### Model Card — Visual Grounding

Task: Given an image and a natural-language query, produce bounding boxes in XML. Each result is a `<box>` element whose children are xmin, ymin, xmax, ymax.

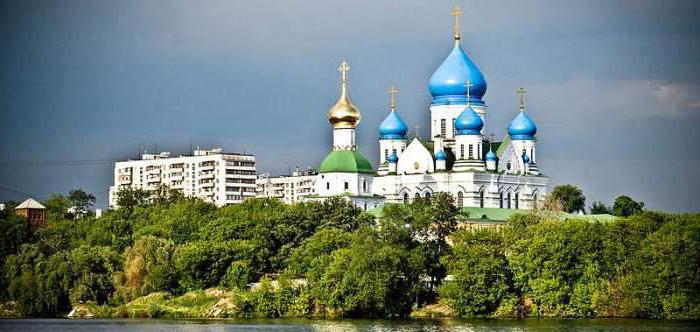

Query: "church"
<box><xmin>306</xmin><ymin>6</ymin><xmax>549</xmax><ymax>210</ymax></box>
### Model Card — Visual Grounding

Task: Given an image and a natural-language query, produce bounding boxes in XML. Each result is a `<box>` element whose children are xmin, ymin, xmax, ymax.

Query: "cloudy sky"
<box><xmin>1</xmin><ymin>0</ymin><xmax>698</xmax><ymax>211</ymax></box>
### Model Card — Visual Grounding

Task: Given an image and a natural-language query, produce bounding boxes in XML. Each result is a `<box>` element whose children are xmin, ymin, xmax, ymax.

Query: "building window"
<box><xmin>326</xmin><ymin>182</ymin><xmax>330</xmax><ymax>190</ymax></box>
<box><xmin>479</xmin><ymin>191</ymin><xmax>484</xmax><ymax>208</ymax></box>
<box><xmin>344</xmin><ymin>182</ymin><xmax>349</xmax><ymax>190</ymax></box>
<box><xmin>425</xmin><ymin>192</ymin><xmax>431</xmax><ymax>199</ymax></box>
<box><xmin>531</xmin><ymin>148</ymin><xmax>534</xmax><ymax>162</ymax></box>
<box><xmin>507</xmin><ymin>192</ymin><xmax>512</xmax><ymax>209</ymax></box>
<box><xmin>457</xmin><ymin>192</ymin><xmax>463</xmax><ymax>207</ymax></box>
<box><xmin>499</xmin><ymin>192</ymin><xmax>504</xmax><ymax>208</ymax></box>
<box><xmin>478</xmin><ymin>144</ymin><xmax>481</xmax><ymax>160</ymax></box>
<box><xmin>384</xmin><ymin>149</ymin><xmax>389</xmax><ymax>161</ymax></box>
<box><xmin>362</xmin><ymin>180</ymin><xmax>367</xmax><ymax>192</ymax></box>
<box><xmin>468</xmin><ymin>145</ymin><xmax>473</xmax><ymax>159</ymax></box>
<box><xmin>460</xmin><ymin>145</ymin><xmax>464</xmax><ymax>159</ymax></box>
<box><xmin>403</xmin><ymin>193</ymin><xmax>409</xmax><ymax>204</ymax></box>
<box><xmin>440</xmin><ymin>119</ymin><xmax>446</xmax><ymax>137</ymax></box>
<box><xmin>392</xmin><ymin>148</ymin><xmax>397</xmax><ymax>157</ymax></box>
<box><xmin>515</xmin><ymin>193</ymin><xmax>520</xmax><ymax>209</ymax></box>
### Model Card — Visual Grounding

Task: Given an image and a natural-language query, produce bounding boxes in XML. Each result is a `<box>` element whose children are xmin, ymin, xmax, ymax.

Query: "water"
<box><xmin>0</xmin><ymin>319</ymin><xmax>698</xmax><ymax>332</ymax></box>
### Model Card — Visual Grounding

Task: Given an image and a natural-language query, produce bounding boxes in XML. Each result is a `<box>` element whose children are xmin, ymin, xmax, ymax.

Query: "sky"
<box><xmin>1</xmin><ymin>0</ymin><xmax>699</xmax><ymax>212</ymax></box>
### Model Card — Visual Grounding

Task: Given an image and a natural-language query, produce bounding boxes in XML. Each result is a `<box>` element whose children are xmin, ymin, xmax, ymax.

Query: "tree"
<box><xmin>590</xmin><ymin>201</ymin><xmax>611</xmax><ymax>214</ymax></box>
<box><xmin>44</xmin><ymin>193</ymin><xmax>70</xmax><ymax>221</ymax></box>
<box><xmin>612</xmin><ymin>195</ymin><xmax>645</xmax><ymax>217</ymax></box>
<box><xmin>115</xmin><ymin>187</ymin><xmax>151</xmax><ymax>213</ymax></box>
<box><xmin>550</xmin><ymin>185</ymin><xmax>586</xmax><ymax>213</ymax></box>
<box><xmin>67</xmin><ymin>189</ymin><xmax>96</xmax><ymax>218</ymax></box>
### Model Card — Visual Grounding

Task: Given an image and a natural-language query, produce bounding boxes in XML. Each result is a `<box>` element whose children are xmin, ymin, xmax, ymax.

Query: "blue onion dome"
<box><xmin>435</xmin><ymin>149</ymin><xmax>447</xmax><ymax>161</ymax></box>
<box><xmin>387</xmin><ymin>151</ymin><xmax>399</xmax><ymax>163</ymax></box>
<box><xmin>508</xmin><ymin>111</ymin><xmax>538</xmax><ymax>140</ymax></box>
<box><xmin>486</xmin><ymin>150</ymin><xmax>497</xmax><ymax>161</ymax></box>
<box><xmin>522</xmin><ymin>153</ymin><xmax>531</xmax><ymax>164</ymax></box>
<box><xmin>454</xmin><ymin>105</ymin><xmax>484</xmax><ymax>135</ymax></box>
<box><xmin>379</xmin><ymin>111</ymin><xmax>408</xmax><ymax>139</ymax></box>
<box><xmin>428</xmin><ymin>41</ymin><xmax>487</xmax><ymax>105</ymax></box>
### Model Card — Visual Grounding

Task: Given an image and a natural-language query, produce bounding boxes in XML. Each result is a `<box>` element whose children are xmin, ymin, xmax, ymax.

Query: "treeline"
<box><xmin>0</xmin><ymin>190</ymin><xmax>698</xmax><ymax>319</ymax></box>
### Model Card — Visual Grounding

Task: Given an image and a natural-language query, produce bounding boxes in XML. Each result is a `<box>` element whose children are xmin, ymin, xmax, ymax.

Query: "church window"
<box><xmin>344</xmin><ymin>182</ymin><xmax>349</xmax><ymax>190</ymax></box>
<box><xmin>403</xmin><ymin>193</ymin><xmax>409</xmax><ymax>204</ymax></box>
<box><xmin>457</xmin><ymin>192</ymin><xmax>463</xmax><ymax>207</ymax></box>
<box><xmin>499</xmin><ymin>192</ymin><xmax>504</xmax><ymax>208</ymax></box>
<box><xmin>362</xmin><ymin>180</ymin><xmax>367</xmax><ymax>192</ymax></box>
<box><xmin>507</xmin><ymin>192</ymin><xmax>512</xmax><ymax>209</ymax></box>
<box><xmin>364</xmin><ymin>203</ymin><xmax>367</xmax><ymax>211</ymax></box>
<box><xmin>440</xmin><ymin>119</ymin><xmax>446</xmax><ymax>137</ymax></box>
<box><xmin>479</xmin><ymin>191</ymin><xmax>484</xmax><ymax>208</ymax></box>
<box><xmin>531</xmin><ymin>148</ymin><xmax>534</xmax><ymax>162</ymax></box>
<box><xmin>460</xmin><ymin>145</ymin><xmax>464</xmax><ymax>159</ymax></box>
<box><xmin>425</xmin><ymin>192</ymin><xmax>432</xmax><ymax>199</ymax></box>
<box><xmin>515</xmin><ymin>193</ymin><xmax>520</xmax><ymax>209</ymax></box>
<box><xmin>392</xmin><ymin>148</ymin><xmax>397</xmax><ymax>157</ymax></box>
<box><xmin>478</xmin><ymin>144</ymin><xmax>481</xmax><ymax>160</ymax></box>
<box><xmin>326</xmin><ymin>182</ymin><xmax>329</xmax><ymax>190</ymax></box>
<box><xmin>468</xmin><ymin>145</ymin><xmax>474</xmax><ymax>159</ymax></box>
<box><xmin>384</xmin><ymin>149</ymin><xmax>388</xmax><ymax>161</ymax></box>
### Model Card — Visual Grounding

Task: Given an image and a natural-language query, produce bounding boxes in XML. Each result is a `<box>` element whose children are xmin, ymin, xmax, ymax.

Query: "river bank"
<box><xmin>1</xmin><ymin>318</ymin><xmax>699</xmax><ymax>332</ymax></box>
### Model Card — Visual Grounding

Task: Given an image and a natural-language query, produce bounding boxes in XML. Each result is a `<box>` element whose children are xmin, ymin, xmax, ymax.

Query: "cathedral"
<box><xmin>311</xmin><ymin>7</ymin><xmax>549</xmax><ymax>211</ymax></box>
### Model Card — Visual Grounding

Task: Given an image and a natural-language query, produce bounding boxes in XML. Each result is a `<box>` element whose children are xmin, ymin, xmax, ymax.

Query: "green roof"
<box><xmin>319</xmin><ymin>150</ymin><xmax>374</xmax><ymax>174</ymax></box>
<box><xmin>495</xmin><ymin>136</ymin><xmax>510</xmax><ymax>157</ymax></box>
<box><xmin>463</xmin><ymin>207</ymin><xmax>522</xmax><ymax>221</ymax></box>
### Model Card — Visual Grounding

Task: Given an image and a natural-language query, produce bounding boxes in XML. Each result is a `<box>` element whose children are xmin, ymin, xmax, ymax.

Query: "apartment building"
<box><xmin>256</xmin><ymin>167</ymin><xmax>317</xmax><ymax>204</ymax></box>
<box><xmin>109</xmin><ymin>148</ymin><xmax>256</xmax><ymax>208</ymax></box>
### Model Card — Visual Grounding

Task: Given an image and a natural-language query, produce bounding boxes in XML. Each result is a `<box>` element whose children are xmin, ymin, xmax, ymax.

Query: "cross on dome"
<box><xmin>517</xmin><ymin>87</ymin><xmax>526</xmax><ymax>111</ymax></box>
<box><xmin>387</xmin><ymin>85</ymin><xmax>398</xmax><ymax>111</ymax></box>
<box><xmin>450</xmin><ymin>5</ymin><xmax>464</xmax><ymax>40</ymax></box>
<box><xmin>338</xmin><ymin>60</ymin><xmax>350</xmax><ymax>82</ymax></box>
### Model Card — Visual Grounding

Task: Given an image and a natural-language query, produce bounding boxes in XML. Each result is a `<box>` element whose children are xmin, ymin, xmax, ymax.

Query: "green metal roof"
<box><xmin>495</xmin><ymin>136</ymin><xmax>510</xmax><ymax>157</ymax></box>
<box><xmin>463</xmin><ymin>207</ymin><xmax>522</xmax><ymax>221</ymax></box>
<box><xmin>319</xmin><ymin>150</ymin><xmax>374</xmax><ymax>174</ymax></box>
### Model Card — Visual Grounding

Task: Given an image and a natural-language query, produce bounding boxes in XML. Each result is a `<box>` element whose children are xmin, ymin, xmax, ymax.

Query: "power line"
<box><xmin>0</xmin><ymin>158</ymin><xmax>117</xmax><ymax>168</ymax></box>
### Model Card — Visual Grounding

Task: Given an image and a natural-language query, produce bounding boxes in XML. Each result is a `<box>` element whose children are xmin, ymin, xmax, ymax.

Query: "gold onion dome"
<box><xmin>327</xmin><ymin>60</ymin><xmax>361</xmax><ymax>129</ymax></box>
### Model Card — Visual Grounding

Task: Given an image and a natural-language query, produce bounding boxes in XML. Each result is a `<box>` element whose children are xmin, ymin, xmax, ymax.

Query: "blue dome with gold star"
<box><xmin>454</xmin><ymin>105</ymin><xmax>483</xmax><ymax>135</ymax></box>
<box><xmin>428</xmin><ymin>41</ymin><xmax>487</xmax><ymax>105</ymax></box>
<box><xmin>435</xmin><ymin>149</ymin><xmax>447</xmax><ymax>161</ymax></box>
<box><xmin>508</xmin><ymin>111</ymin><xmax>537</xmax><ymax>140</ymax></box>
<box><xmin>486</xmin><ymin>149</ymin><xmax>497</xmax><ymax>161</ymax></box>
<box><xmin>379</xmin><ymin>111</ymin><xmax>408</xmax><ymax>139</ymax></box>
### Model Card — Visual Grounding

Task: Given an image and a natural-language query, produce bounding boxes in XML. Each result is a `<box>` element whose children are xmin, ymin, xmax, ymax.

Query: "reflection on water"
<box><xmin>0</xmin><ymin>318</ymin><xmax>698</xmax><ymax>332</ymax></box>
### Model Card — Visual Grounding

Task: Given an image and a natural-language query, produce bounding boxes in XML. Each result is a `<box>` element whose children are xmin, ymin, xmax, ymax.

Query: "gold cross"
<box><xmin>464</xmin><ymin>80</ymin><xmax>473</xmax><ymax>100</ymax></box>
<box><xmin>338</xmin><ymin>60</ymin><xmax>350</xmax><ymax>82</ymax></box>
<box><xmin>450</xmin><ymin>5</ymin><xmax>464</xmax><ymax>39</ymax></box>
<box><xmin>517</xmin><ymin>87</ymin><xmax>526</xmax><ymax>109</ymax></box>
<box><xmin>387</xmin><ymin>86</ymin><xmax>398</xmax><ymax>111</ymax></box>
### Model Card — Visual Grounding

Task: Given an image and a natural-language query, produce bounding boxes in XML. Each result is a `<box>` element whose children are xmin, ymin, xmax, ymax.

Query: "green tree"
<box><xmin>43</xmin><ymin>193</ymin><xmax>70</xmax><ymax>221</ymax></box>
<box><xmin>440</xmin><ymin>229</ymin><xmax>512</xmax><ymax>317</ymax></box>
<box><xmin>612</xmin><ymin>195</ymin><xmax>645</xmax><ymax>217</ymax></box>
<box><xmin>115</xmin><ymin>186</ymin><xmax>151</xmax><ymax>214</ymax></box>
<box><xmin>590</xmin><ymin>201</ymin><xmax>611</xmax><ymax>214</ymax></box>
<box><xmin>67</xmin><ymin>189</ymin><xmax>96</xmax><ymax>217</ymax></box>
<box><xmin>550</xmin><ymin>185</ymin><xmax>586</xmax><ymax>213</ymax></box>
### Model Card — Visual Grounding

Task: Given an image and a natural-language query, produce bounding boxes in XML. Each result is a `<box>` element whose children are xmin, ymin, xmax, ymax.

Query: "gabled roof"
<box><xmin>15</xmin><ymin>198</ymin><xmax>46</xmax><ymax>210</ymax></box>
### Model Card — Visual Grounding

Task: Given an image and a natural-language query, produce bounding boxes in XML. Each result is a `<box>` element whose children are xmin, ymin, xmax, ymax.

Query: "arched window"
<box><xmin>533</xmin><ymin>193</ymin><xmax>538</xmax><ymax>209</ymax></box>
<box><xmin>425</xmin><ymin>192</ymin><xmax>432</xmax><ymax>199</ymax></box>
<box><xmin>515</xmin><ymin>193</ymin><xmax>520</xmax><ymax>209</ymax></box>
<box><xmin>362</xmin><ymin>180</ymin><xmax>367</xmax><ymax>193</ymax></box>
<box><xmin>479</xmin><ymin>191</ymin><xmax>484</xmax><ymax>208</ymax></box>
<box><xmin>457</xmin><ymin>192</ymin><xmax>464</xmax><ymax>207</ymax></box>
<box><xmin>403</xmin><ymin>193</ymin><xmax>409</xmax><ymax>204</ymax></box>
<box><xmin>499</xmin><ymin>192</ymin><xmax>504</xmax><ymax>208</ymax></box>
<box><xmin>507</xmin><ymin>192</ymin><xmax>512</xmax><ymax>209</ymax></box>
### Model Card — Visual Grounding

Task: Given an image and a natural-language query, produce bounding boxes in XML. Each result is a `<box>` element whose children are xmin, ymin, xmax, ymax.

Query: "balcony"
<box><xmin>199</xmin><ymin>171</ymin><xmax>215</xmax><ymax>179</ymax></box>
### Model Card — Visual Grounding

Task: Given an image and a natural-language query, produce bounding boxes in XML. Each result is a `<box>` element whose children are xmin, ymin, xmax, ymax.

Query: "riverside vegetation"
<box><xmin>0</xmin><ymin>187</ymin><xmax>698</xmax><ymax>319</ymax></box>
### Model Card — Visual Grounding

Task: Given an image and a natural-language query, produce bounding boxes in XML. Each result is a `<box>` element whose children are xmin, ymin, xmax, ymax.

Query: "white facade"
<box><xmin>108</xmin><ymin>148</ymin><xmax>257</xmax><ymax>208</ymax></box>
<box><xmin>256</xmin><ymin>168</ymin><xmax>317</xmax><ymax>204</ymax></box>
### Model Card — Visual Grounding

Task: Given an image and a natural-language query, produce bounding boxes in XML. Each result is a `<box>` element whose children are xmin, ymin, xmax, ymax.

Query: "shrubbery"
<box><xmin>0</xmin><ymin>191</ymin><xmax>697</xmax><ymax>319</ymax></box>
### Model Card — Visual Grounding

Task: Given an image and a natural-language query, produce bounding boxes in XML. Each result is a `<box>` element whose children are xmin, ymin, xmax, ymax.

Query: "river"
<box><xmin>0</xmin><ymin>318</ymin><xmax>698</xmax><ymax>331</ymax></box>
